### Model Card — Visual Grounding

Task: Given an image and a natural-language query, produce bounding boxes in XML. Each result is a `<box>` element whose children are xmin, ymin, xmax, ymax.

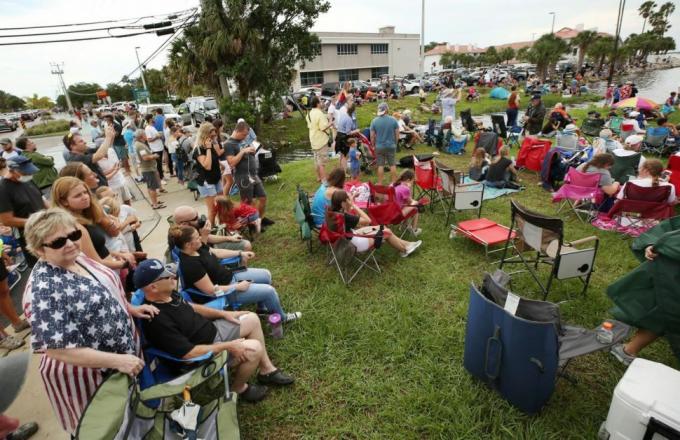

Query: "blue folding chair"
<box><xmin>130</xmin><ymin>289</ymin><xmax>213</xmax><ymax>396</ymax></box>
<box><xmin>507</xmin><ymin>126</ymin><xmax>523</xmax><ymax>149</ymax></box>
<box><xmin>170</xmin><ymin>247</ymin><xmax>240</xmax><ymax>310</ymax></box>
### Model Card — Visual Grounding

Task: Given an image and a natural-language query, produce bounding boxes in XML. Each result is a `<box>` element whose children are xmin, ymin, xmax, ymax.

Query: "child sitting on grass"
<box><xmin>215</xmin><ymin>195</ymin><xmax>261</xmax><ymax>235</ymax></box>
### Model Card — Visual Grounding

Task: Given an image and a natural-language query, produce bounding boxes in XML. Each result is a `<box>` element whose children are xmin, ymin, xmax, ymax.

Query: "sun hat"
<box><xmin>625</xmin><ymin>134</ymin><xmax>644</xmax><ymax>145</ymax></box>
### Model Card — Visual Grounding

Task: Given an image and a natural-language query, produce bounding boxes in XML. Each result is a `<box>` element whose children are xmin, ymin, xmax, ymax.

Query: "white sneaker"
<box><xmin>411</xmin><ymin>227</ymin><xmax>423</xmax><ymax>237</ymax></box>
<box><xmin>285</xmin><ymin>312</ymin><xmax>302</xmax><ymax>322</ymax></box>
<box><xmin>400</xmin><ymin>240</ymin><xmax>422</xmax><ymax>258</ymax></box>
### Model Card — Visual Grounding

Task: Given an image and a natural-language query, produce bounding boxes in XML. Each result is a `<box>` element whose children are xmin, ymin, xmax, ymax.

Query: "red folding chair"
<box><xmin>367</xmin><ymin>182</ymin><xmax>419</xmax><ymax>238</ymax></box>
<box><xmin>552</xmin><ymin>168</ymin><xmax>604</xmax><ymax>223</ymax></box>
<box><xmin>606</xmin><ymin>182</ymin><xmax>674</xmax><ymax>233</ymax></box>
<box><xmin>516</xmin><ymin>136</ymin><xmax>552</xmax><ymax>172</ymax></box>
<box><xmin>453</xmin><ymin>218</ymin><xmax>516</xmax><ymax>257</ymax></box>
<box><xmin>619</xmin><ymin>122</ymin><xmax>636</xmax><ymax>143</ymax></box>
<box><xmin>318</xmin><ymin>211</ymin><xmax>391</xmax><ymax>285</ymax></box>
<box><xmin>413</xmin><ymin>156</ymin><xmax>439</xmax><ymax>210</ymax></box>
<box><xmin>665</xmin><ymin>155</ymin><xmax>680</xmax><ymax>197</ymax></box>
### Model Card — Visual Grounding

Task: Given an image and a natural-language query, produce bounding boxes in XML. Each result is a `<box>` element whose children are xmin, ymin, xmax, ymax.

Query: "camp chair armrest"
<box><xmin>146</xmin><ymin>347</ymin><xmax>213</xmax><ymax>363</ymax></box>
<box><xmin>220</xmin><ymin>257</ymin><xmax>241</xmax><ymax>266</ymax></box>
<box><xmin>182</xmin><ymin>287</ymin><xmax>218</xmax><ymax>300</ymax></box>
<box><xmin>457</xmin><ymin>182</ymin><xmax>484</xmax><ymax>189</ymax></box>
<box><xmin>567</xmin><ymin>236</ymin><xmax>599</xmax><ymax>247</ymax></box>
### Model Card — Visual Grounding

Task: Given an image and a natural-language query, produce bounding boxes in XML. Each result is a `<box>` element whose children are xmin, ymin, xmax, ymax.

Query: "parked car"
<box><xmin>0</xmin><ymin>118</ymin><xmax>17</xmax><ymax>132</ymax></box>
<box><xmin>138</xmin><ymin>103</ymin><xmax>182</xmax><ymax>125</ymax></box>
<box><xmin>321</xmin><ymin>81</ymin><xmax>341</xmax><ymax>97</ymax></box>
<box><xmin>188</xmin><ymin>98</ymin><xmax>221</xmax><ymax>126</ymax></box>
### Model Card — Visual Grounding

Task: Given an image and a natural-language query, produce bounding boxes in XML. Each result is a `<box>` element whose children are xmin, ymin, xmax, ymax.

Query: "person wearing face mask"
<box><xmin>0</xmin><ymin>156</ymin><xmax>48</xmax><ymax>267</ymax></box>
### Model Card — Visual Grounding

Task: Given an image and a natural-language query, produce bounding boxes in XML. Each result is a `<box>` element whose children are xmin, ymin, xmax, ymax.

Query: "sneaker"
<box><xmin>261</xmin><ymin>217</ymin><xmax>276</xmax><ymax>227</ymax></box>
<box><xmin>6</xmin><ymin>422</ymin><xmax>39</xmax><ymax>440</ymax></box>
<box><xmin>410</xmin><ymin>227</ymin><xmax>422</xmax><ymax>237</ymax></box>
<box><xmin>12</xmin><ymin>320</ymin><xmax>30</xmax><ymax>332</ymax></box>
<box><xmin>0</xmin><ymin>335</ymin><xmax>24</xmax><ymax>350</ymax></box>
<box><xmin>237</xmin><ymin>384</ymin><xmax>268</xmax><ymax>403</ymax></box>
<box><xmin>610</xmin><ymin>344</ymin><xmax>635</xmax><ymax>366</ymax></box>
<box><xmin>257</xmin><ymin>369</ymin><xmax>295</xmax><ymax>386</ymax></box>
<box><xmin>285</xmin><ymin>312</ymin><xmax>302</xmax><ymax>322</ymax></box>
<box><xmin>400</xmin><ymin>240</ymin><xmax>422</xmax><ymax>258</ymax></box>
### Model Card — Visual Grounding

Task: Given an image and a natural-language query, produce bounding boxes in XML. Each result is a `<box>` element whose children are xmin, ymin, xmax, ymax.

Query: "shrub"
<box><xmin>24</xmin><ymin>120</ymin><xmax>70</xmax><ymax>136</ymax></box>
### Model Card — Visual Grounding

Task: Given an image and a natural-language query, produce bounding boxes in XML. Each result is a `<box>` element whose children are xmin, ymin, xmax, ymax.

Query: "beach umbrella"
<box><xmin>612</xmin><ymin>97</ymin><xmax>659</xmax><ymax>111</ymax></box>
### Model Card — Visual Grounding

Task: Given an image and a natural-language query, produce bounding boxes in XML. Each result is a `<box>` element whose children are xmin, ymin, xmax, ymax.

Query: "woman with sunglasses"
<box><xmin>192</xmin><ymin>122</ymin><xmax>224</xmax><ymax>226</ymax></box>
<box><xmin>51</xmin><ymin>176</ymin><xmax>136</xmax><ymax>273</ymax></box>
<box><xmin>22</xmin><ymin>207</ymin><xmax>158</xmax><ymax>436</ymax></box>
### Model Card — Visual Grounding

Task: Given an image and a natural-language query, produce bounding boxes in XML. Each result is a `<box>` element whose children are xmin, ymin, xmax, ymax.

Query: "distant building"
<box><xmin>424</xmin><ymin>24</ymin><xmax>613</xmax><ymax>72</ymax></box>
<box><xmin>292</xmin><ymin>26</ymin><xmax>420</xmax><ymax>90</ymax></box>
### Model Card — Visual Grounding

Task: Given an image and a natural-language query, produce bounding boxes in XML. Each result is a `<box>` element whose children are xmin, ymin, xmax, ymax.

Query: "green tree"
<box><xmin>649</xmin><ymin>2</ymin><xmax>675</xmax><ymax>35</ymax></box>
<box><xmin>458</xmin><ymin>53</ymin><xmax>474</xmax><ymax>68</ymax></box>
<box><xmin>65</xmin><ymin>82</ymin><xmax>102</xmax><ymax>108</ymax></box>
<box><xmin>424</xmin><ymin>41</ymin><xmax>446</xmax><ymax>52</ymax></box>
<box><xmin>23</xmin><ymin>94</ymin><xmax>55</xmax><ymax>109</ymax></box>
<box><xmin>483</xmin><ymin>46</ymin><xmax>499</xmax><ymax>65</ymax></box>
<box><xmin>639</xmin><ymin>1</ymin><xmax>657</xmax><ymax>33</ymax></box>
<box><xmin>586</xmin><ymin>36</ymin><xmax>615</xmax><ymax>72</ymax></box>
<box><xmin>572</xmin><ymin>30</ymin><xmax>599</xmax><ymax>70</ymax></box>
<box><xmin>439</xmin><ymin>52</ymin><xmax>458</xmax><ymax>69</ymax></box>
<box><xmin>105</xmin><ymin>83</ymin><xmax>134</xmax><ymax>103</ymax></box>
<box><xmin>498</xmin><ymin>47</ymin><xmax>515</xmax><ymax>64</ymax></box>
<box><xmin>523</xmin><ymin>34</ymin><xmax>569</xmax><ymax>80</ymax></box>
<box><xmin>0</xmin><ymin>90</ymin><xmax>25</xmax><ymax>112</ymax></box>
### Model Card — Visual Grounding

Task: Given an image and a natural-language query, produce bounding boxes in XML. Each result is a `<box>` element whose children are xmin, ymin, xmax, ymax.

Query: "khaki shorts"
<box><xmin>312</xmin><ymin>145</ymin><xmax>330</xmax><ymax>166</ymax></box>
<box><xmin>376</xmin><ymin>148</ymin><xmax>396</xmax><ymax>166</ymax></box>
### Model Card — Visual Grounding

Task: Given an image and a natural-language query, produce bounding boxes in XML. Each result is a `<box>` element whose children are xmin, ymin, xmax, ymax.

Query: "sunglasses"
<box><xmin>43</xmin><ymin>229</ymin><xmax>82</xmax><ymax>249</ymax></box>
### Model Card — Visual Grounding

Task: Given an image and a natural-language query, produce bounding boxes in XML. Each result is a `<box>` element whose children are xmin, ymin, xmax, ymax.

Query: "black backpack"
<box><xmin>176</xmin><ymin>136</ymin><xmax>191</xmax><ymax>163</ymax></box>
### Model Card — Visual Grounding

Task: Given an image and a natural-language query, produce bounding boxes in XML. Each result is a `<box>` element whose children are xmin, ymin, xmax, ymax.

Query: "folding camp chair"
<box><xmin>491</xmin><ymin>114</ymin><xmax>508</xmax><ymax>139</ymax></box>
<box><xmin>499</xmin><ymin>200</ymin><xmax>599</xmax><ymax>300</ymax></box>
<box><xmin>464</xmin><ymin>271</ymin><xmax>630</xmax><ymax>414</ymax></box>
<box><xmin>619</xmin><ymin>122</ymin><xmax>636</xmax><ymax>143</ymax></box>
<box><xmin>580</xmin><ymin>117</ymin><xmax>604</xmax><ymax>140</ymax></box>
<box><xmin>608</xmin><ymin>116</ymin><xmax>624</xmax><ymax>135</ymax></box>
<box><xmin>552</xmin><ymin>168</ymin><xmax>603</xmax><ymax>223</ymax></box>
<box><xmin>475</xmin><ymin>131</ymin><xmax>502</xmax><ymax>156</ymax></box>
<box><xmin>436</xmin><ymin>163</ymin><xmax>484</xmax><ymax>227</ymax></box>
<box><xmin>318</xmin><ymin>211</ymin><xmax>390</xmax><ymax>285</ymax></box>
<box><xmin>453</xmin><ymin>218</ymin><xmax>516</xmax><ymax>257</ymax></box>
<box><xmin>516</xmin><ymin>137</ymin><xmax>552</xmax><ymax>173</ymax></box>
<box><xmin>665</xmin><ymin>155</ymin><xmax>680</xmax><ymax>197</ymax></box>
<box><xmin>413</xmin><ymin>156</ymin><xmax>439</xmax><ymax>210</ymax></box>
<box><xmin>170</xmin><ymin>247</ymin><xmax>240</xmax><ymax>310</ymax></box>
<box><xmin>366</xmin><ymin>182</ymin><xmax>419</xmax><ymax>238</ymax></box>
<box><xmin>555</xmin><ymin>132</ymin><xmax>580</xmax><ymax>156</ymax></box>
<box><xmin>461</xmin><ymin>109</ymin><xmax>477</xmax><ymax>133</ymax></box>
<box><xmin>507</xmin><ymin>126</ymin><xmax>523</xmax><ymax>149</ymax></box>
<box><xmin>294</xmin><ymin>185</ymin><xmax>320</xmax><ymax>253</ymax></box>
<box><xmin>610</xmin><ymin>153</ymin><xmax>642</xmax><ymax>184</ymax></box>
<box><xmin>642</xmin><ymin>127</ymin><xmax>670</xmax><ymax>156</ymax></box>
<box><xmin>606</xmin><ymin>182</ymin><xmax>674</xmax><ymax>233</ymax></box>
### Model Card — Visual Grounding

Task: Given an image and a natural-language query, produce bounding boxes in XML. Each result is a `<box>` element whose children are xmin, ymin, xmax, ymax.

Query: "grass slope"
<box><xmin>237</xmin><ymin>164</ymin><xmax>676</xmax><ymax>439</ymax></box>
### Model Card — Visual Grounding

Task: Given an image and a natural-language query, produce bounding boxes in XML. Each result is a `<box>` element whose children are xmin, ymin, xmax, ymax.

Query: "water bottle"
<box><xmin>596</xmin><ymin>321</ymin><xmax>614</xmax><ymax>344</ymax></box>
<box><xmin>268</xmin><ymin>313</ymin><xmax>283</xmax><ymax>339</ymax></box>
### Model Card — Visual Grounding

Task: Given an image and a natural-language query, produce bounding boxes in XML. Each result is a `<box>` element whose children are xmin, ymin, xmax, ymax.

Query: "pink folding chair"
<box><xmin>552</xmin><ymin>168</ymin><xmax>603</xmax><ymax>223</ymax></box>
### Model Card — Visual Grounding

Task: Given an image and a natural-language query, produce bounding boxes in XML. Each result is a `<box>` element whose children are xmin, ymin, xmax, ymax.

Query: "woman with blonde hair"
<box><xmin>51</xmin><ymin>176</ymin><xmax>135</xmax><ymax>271</ymax></box>
<box><xmin>192</xmin><ymin>122</ymin><xmax>223</xmax><ymax>225</ymax></box>
<box><xmin>618</xmin><ymin>159</ymin><xmax>677</xmax><ymax>204</ymax></box>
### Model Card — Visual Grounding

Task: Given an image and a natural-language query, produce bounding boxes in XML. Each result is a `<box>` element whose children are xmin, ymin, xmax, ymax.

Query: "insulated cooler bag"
<box><xmin>599</xmin><ymin>358</ymin><xmax>680</xmax><ymax>440</ymax></box>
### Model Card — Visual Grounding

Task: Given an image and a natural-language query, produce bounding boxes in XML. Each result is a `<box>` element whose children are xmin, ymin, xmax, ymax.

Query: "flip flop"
<box><xmin>152</xmin><ymin>204</ymin><xmax>166</xmax><ymax>210</ymax></box>
<box><xmin>0</xmin><ymin>335</ymin><xmax>25</xmax><ymax>350</ymax></box>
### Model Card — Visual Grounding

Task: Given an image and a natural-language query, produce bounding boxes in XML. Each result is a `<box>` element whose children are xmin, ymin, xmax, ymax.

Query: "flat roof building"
<box><xmin>293</xmin><ymin>26</ymin><xmax>420</xmax><ymax>90</ymax></box>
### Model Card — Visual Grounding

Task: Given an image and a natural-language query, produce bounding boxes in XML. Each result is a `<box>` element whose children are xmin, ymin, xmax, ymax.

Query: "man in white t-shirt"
<box><xmin>0</xmin><ymin>138</ymin><xmax>20</xmax><ymax>160</ymax></box>
<box><xmin>623</xmin><ymin>111</ymin><xmax>646</xmax><ymax>134</ymax></box>
<box><xmin>612</xmin><ymin>134</ymin><xmax>646</xmax><ymax>171</ymax></box>
<box><xmin>144</xmin><ymin>113</ymin><xmax>165</xmax><ymax>181</ymax></box>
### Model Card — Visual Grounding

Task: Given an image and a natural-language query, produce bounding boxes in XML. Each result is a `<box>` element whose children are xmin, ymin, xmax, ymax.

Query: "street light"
<box><xmin>134</xmin><ymin>46</ymin><xmax>151</xmax><ymax>105</ymax></box>
<box><xmin>549</xmin><ymin>12</ymin><xmax>556</xmax><ymax>34</ymax></box>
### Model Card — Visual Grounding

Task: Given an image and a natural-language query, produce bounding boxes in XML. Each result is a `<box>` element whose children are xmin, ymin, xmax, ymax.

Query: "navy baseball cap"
<box><xmin>7</xmin><ymin>156</ymin><xmax>39</xmax><ymax>175</ymax></box>
<box><xmin>133</xmin><ymin>259</ymin><xmax>176</xmax><ymax>289</ymax></box>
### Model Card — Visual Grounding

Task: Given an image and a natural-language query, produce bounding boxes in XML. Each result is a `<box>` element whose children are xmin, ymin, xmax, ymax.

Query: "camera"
<box><xmin>196</xmin><ymin>214</ymin><xmax>207</xmax><ymax>229</ymax></box>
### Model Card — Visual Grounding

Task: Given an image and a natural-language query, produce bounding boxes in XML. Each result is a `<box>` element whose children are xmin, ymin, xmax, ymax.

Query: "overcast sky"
<box><xmin>1</xmin><ymin>0</ymin><xmax>677</xmax><ymax>100</ymax></box>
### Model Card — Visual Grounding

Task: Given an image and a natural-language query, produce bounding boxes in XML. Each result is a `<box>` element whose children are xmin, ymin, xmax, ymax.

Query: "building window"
<box><xmin>371</xmin><ymin>67</ymin><xmax>389</xmax><ymax>78</ymax></box>
<box><xmin>338</xmin><ymin>69</ymin><xmax>359</xmax><ymax>82</ymax></box>
<box><xmin>300</xmin><ymin>71</ymin><xmax>324</xmax><ymax>87</ymax></box>
<box><xmin>371</xmin><ymin>44</ymin><xmax>388</xmax><ymax>54</ymax></box>
<box><xmin>337</xmin><ymin>44</ymin><xmax>358</xmax><ymax>55</ymax></box>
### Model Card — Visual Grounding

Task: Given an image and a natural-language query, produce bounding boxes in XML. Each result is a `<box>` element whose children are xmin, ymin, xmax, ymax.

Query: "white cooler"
<box><xmin>599</xmin><ymin>358</ymin><xmax>680</xmax><ymax>439</ymax></box>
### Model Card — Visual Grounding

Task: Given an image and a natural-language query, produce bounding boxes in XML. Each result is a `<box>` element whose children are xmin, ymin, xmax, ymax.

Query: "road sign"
<box><xmin>96</xmin><ymin>90</ymin><xmax>108</xmax><ymax>99</ymax></box>
<box><xmin>133</xmin><ymin>88</ymin><xmax>150</xmax><ymax>101</ymax></box>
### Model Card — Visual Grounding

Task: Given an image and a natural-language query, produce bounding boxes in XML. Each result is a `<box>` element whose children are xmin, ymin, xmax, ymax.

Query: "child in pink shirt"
<box><xmin>393</xmin><ymin>169</ymin><xmax>421</xmax><ymax>236</ymax></box>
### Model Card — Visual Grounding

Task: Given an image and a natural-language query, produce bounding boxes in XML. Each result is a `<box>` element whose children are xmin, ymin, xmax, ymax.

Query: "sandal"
<box><xmin>152</xmin><ymin>204</ymin><xmax>166</xmax><ymax>210</ymax></box>
<box><xmin>0</xmin><ymin>335</ymin><xmax>25</xmax><ymax>350</ymax></box>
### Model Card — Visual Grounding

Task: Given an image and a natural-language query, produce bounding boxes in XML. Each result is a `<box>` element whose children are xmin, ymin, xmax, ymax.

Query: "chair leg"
<box><xmin>543</xmin><ymin>271</ymin><xmax>555</xmax><ymax>301</ymax></box>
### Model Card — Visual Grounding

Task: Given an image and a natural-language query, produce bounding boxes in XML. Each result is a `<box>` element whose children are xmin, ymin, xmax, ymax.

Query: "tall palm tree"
<box><xmin>639</xmin><ymin>1</ymin><xmax>657</xmax><ymax>33</ymax></box>
<box><xmin>525</xmin><ymin>34</ymin><xmax>569</xmax><ymax>80</ymax></box>
<box><xmin>572</xmin><ymin>30</ymin><xmax>599</xmax><ymax>70</ymax></box>
<box><xmin>587</xmin><ymin>36</ymin><xmax>614</xmax><ymax>73</ymax></box>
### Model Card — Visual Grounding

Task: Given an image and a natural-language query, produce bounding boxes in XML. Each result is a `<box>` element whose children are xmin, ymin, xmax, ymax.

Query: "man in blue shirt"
<box><xmin>369</xmin><ymin>102</ymin><xmax>399</xmax><ymax>184</ymax></box>
<box><xmin>153</xmin><ymin>108</ymin><xmax>165</xmax><ymax>134</ymax></box>
<box><xmin>123</xmin><ymin>123</ymin><xmax>139</xmax><ymax>176</ymax></box>
<box><xmin>335</xmin><ymin>104</ymin><xmax>359</xmax><ymax>172</ymax></box>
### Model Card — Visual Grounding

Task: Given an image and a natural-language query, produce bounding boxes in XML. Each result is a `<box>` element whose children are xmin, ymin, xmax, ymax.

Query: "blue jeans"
<box><xmin>231</xmin><ymin>268</ymin><xmax>287</xmax><ymax>319</ymax></box>
<box><xmin>506</xmin><ymin>108</ymin><xmax>518</xmax><ymax>128</ymax></box>
<box><xmin>172</xmin><ymin>153</ymin><xmax>185</xmax><ymax>181</ymax></box>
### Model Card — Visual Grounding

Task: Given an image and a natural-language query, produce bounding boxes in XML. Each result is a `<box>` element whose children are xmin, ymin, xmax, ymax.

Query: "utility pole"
<box><xmin>608</xmin><ymin>0</ymin><xmax>626</xmax><ymax>86</ymax></box>
<box><xmin>50</xmin><ymin>62</ymin><xmax>73</xmax><ymax>112</ymax></box>
<box><xmin>549</xmin><ymin>12</ymin><xmax>556</xmax><ymax>34</ymax></box>
<box><xmin>419</xmin><ymin>0</ymin><xmax>425</xmax><ymax>76</ymax></box>
<box><xmin>135</xmin><ymin>46</ymin><xmax>151</xmax><ymax>104</ymax></box>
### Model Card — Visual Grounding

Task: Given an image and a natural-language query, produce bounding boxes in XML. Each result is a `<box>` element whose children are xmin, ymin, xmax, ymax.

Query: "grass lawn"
<box><xmin>235</xmin><ymin>95</ymin><xmax>679</xmax><ymax>438</ymax></box>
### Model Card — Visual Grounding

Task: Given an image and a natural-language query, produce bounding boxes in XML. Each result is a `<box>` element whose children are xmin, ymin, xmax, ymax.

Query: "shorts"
<box><xmin>376</xmin><ymin>148</ymin><xmax>396</xmax><ymax>167</ymax></box>
<box><xmin>113</xmin><ymin>184</ymin><xmax>132</xmax><ymax>202</ymax></box>
<box><xmin>197</xmin><ymin>180</ymin><xmax>224</xmax><ymax>198</ymax></box>
<box><xmin>350</xmin><ymin>235</ymin><xmax>371</xmax><ymax>253</ymax></box>
<box><xmin>238</xmin><ymin>178</ymin><xmax>266</xmax><ymax>202</ymax></box>
<box><xmin>214</xmin><ymin>239</ymin><xmax>249</xmax><ymax>251</ymax></box>
<box><xmin>313</xmin><ymin>145</ymin><xmax>330</xmax><ymax>166</ymax></box>
<box><xmin>334</xmin><ymin>133</ymin><xmax>350</xmax><ymax>156</ymax></box>
<box><xmin>219</xmin><ymin>160</ymin><xmax>232</xmax><ymax>176</ymax></box>
<box><xmin>142</xmin><ymin>170</ymin><xmax>161</xmax><ymax>190</ymax></box>
<box><xmin>212</xmin><ymin>318</ymin><xmax>241</xmax><ymax>365</ymax></box>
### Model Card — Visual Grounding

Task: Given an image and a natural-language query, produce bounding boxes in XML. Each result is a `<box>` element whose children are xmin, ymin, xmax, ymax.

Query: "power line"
<box><xmin>0</xmin><ymin>7</ymin><xmax>197</xmax><ymax>31</ymax></box>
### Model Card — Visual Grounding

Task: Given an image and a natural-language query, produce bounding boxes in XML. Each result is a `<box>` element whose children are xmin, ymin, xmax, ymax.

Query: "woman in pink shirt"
<box><xmin>393</xmin><ymin>170</ymin><xmax>422</xmax><ymax>236</ymax></box>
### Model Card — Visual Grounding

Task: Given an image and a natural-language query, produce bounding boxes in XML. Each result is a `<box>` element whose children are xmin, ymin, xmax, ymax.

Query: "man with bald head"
<box><xmin>173</xmin><ymin>205</ymin><xmax>252</xmax><ymax>253</ymax></box>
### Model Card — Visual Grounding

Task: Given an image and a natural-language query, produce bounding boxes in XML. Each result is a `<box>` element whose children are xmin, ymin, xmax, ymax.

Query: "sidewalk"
<box><xmin>3</xmin><ymin>175</ymin><xmax>203</xmax><ymax>439</ymax></box>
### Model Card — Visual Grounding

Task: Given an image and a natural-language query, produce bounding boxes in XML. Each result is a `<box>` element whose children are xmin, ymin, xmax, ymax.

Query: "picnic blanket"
<box><xmin>591</xmin><ymin>212</ymin><xmax>658</xmax><ymax>237</ymax></box>
<box><xmin>462</xmin><ymin>177</ymin><xmax>520</xmax><ymax>200</ymax></box>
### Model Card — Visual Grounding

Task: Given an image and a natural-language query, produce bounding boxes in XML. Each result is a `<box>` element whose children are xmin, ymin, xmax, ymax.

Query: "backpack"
<box><xmin>176</xmin><ymin>136</ymin><xmax>192</xmax><ymax>163</ymax></box>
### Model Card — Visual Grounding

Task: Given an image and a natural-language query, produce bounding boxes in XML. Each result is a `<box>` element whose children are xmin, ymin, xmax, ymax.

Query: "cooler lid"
<box><xmin>615</xmin><ymin>358</ymin><xmax>680</xmax><ymax>422</ymax></box>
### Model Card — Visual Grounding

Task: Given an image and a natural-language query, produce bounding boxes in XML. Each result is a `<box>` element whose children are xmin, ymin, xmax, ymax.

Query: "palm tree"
<box><xmin>587</xmin><ymin>36</ymin><xmax>614</xmax><ymax>73</ymax></box>
<box><xmin>572</xmin><ymin>30</ymin><xmax>599</xmax><ymax>70</ymax></box>
<box><xmin>524</xmin><ymin>34</ymin><xmax>570</xmax><ymax>80</ymax></box>
<box><xmin>639</xmin><ymin>1</ymin><xmax>657</xmax><ymax>33</ymax></box>
<box><xmin>649</xmin><ymin>2</ymin><xmax>675</xmax><ymax>35</ymax></box>
<box><xmin>499</xmin><ymin>47</ymin><xmax>516</xmax><ymax>65</ymax></box>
